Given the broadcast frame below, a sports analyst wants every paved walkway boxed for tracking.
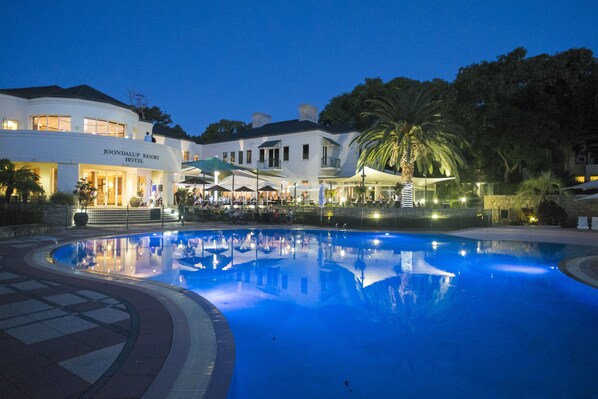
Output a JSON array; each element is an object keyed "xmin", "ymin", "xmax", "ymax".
[
  {"xmin": 1, "ymin": 224, "xmax": 596, "ymax": 398},
  {"xmin": 0, "ymin": 224, "xmax": 234, "ymax": 399}
]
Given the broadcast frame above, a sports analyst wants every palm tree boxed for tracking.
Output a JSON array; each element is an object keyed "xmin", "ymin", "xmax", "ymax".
[
  {"xmin": 0, "ymin": 159, "xmax": 44, "ymax": 204},
  {"xmin": 515, "ymin": 171, "xmax": 567, "ymax": 212},
  {"xmin": 351, "ymin": 87, "xmax": 467, "ymax": 207}
]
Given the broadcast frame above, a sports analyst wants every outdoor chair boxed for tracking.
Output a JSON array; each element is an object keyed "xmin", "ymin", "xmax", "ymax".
[{"xmin": 577, "ymin": 216, "xmax": 589, "ymax": 230}]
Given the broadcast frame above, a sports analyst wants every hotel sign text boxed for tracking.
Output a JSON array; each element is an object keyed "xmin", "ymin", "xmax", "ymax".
[{"xmin": 103, "ymin": 149, "xmax": 160, "ymax": 164}]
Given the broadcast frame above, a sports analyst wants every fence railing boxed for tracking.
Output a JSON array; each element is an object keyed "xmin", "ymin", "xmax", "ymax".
[
  {"xmin": 321, "ymin": 157, "xmax": 340, "ymax": 168},
  {"xmin": 42, "ymin": 204, "xmax": 184, "ymax": 229},
  {"xmin": 41, "ymin": 203, "xmax": 491, "ymax": 230}
]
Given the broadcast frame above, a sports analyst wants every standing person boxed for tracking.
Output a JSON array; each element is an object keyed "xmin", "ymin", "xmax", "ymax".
[{"xmin": 144, "ymin": 132, "xmax": 152, "ymax": 142}]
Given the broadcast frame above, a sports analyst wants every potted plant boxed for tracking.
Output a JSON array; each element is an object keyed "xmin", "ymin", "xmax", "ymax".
[
  {"xmin": 72, "ymin": 178, "xmax": 97, "ymax": 227},
  {"xmin": 128, "ymin": 190, "xmax": 142, "ymax": 207}
]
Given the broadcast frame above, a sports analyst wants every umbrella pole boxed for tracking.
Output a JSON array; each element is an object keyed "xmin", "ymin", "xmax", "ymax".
[
  {"xmin": 232, "ymin": 174, "xmax": 235, "ymax": 205},
  {"xmin": 203, "ymin": 172, "xmax": 206, "ymax": 204}
]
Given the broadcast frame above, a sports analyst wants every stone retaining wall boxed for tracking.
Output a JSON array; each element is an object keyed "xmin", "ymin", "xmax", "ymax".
[
  {"xmin": 484, "ymin": 194, "xmax": 598, "ymax": 225},
  {"xmin": 42, "ymin": 204, "xmax": 76, "ymax": 227},
  {"xmin": 0, "ymin": 224, "xmax": 49, "ymax": 240}
]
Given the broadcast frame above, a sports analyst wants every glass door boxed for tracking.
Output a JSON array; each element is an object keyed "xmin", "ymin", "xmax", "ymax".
[{"xmin": 84, "ymin": 169, "xmax": 125, "ymax": 206}]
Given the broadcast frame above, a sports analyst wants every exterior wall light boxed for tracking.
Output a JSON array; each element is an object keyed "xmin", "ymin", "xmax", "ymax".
[
  {"xmin": 431, "ymin": 213, "xmax": 439, "ymax": 219},
  {"xmin": 373, "ymin": 213, "xmax": 380, "ymax": 219}
]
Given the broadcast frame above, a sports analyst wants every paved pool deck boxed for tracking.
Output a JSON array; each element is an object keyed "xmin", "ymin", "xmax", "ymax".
[{"xmin": 1, "ymin": 223, "xmax": 596, "ymax": 398}]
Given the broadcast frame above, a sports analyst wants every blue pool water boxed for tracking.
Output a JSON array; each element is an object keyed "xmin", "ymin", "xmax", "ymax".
[{"xmin": 52, "ymin": 229, "xmax": 598, "ymax": 398}]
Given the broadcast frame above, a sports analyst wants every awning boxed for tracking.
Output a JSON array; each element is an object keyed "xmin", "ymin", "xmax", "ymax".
[
  {"xmin": 258, "ymin": 140, "xmax": 281, "ymax": 148},
  {"xmin": 325, "ymin": 166, "xmax": 454, "ymax": 187},
  {"xmin": 322, "ymin": 137, "xmax": 340, "ymax": 146}
]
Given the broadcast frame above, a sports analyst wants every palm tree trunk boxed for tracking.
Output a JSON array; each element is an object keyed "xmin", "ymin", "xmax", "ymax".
[
  {"xmin": 4, "ymin": 186, "xmax": 14, "ymax": 203},
  {"xmin": 400, "ymin": 161, "xmax": 414, "ymax": 208}
]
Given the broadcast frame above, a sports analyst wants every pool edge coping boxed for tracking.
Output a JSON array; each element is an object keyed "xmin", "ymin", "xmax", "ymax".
[{"xmin": 25, "ymin": 232, "xmax": 236, "ymax": 399}]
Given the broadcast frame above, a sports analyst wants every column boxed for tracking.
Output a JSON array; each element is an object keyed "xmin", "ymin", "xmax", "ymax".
[
  {"xmin": 162, "ymin": 171, "xmax": 174, "ymax": 207},
  {"xmin": 57, "ymin": 163, "xmax": 79, "ymax": 193}
]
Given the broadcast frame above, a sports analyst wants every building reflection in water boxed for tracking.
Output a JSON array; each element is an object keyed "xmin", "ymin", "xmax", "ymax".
[{"xmin": 55, "ymin": 229, "xmax": 579, "ymax": 319}]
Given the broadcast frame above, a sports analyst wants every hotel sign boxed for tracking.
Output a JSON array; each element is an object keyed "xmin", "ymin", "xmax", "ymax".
[{"xmin": 102, "ymin": 149, "xmax": 160, "ymax": 164}]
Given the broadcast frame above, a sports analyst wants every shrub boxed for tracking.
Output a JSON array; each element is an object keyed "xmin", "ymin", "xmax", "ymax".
[
  {"xmin": 0, "ymin": 208, "xmax": 43, "ymax": 226},
  {"xmin": 49, "ymin": 191, "xmax": 75, "ymax": 205},
  {"xmin": 537, "ymin": 200, "xmax": 567, "ymax": 227}
]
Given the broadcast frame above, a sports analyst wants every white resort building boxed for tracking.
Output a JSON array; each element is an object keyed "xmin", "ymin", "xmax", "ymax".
[{"xmin": 0, "ymin": 84, "xmax": 442, "ymax": 207}]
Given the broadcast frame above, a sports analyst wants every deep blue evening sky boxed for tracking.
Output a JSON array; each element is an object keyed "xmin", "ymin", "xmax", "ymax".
[{"xmin": 2, "ymin": 1, "xmax": 597, "ymax": 136}]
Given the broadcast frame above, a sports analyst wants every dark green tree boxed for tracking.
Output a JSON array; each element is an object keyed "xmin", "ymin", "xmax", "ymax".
[
  {"xmin": 127, "ymin": 90, "xmax": 189, "ymax": 138},
  {"xmin": 196, "ymin": 119, "xmax": 250, "ymax": 144},
  {"xmin": 454, "ymin": 47, "xmax": 598, "ymax": 183},
  {"xmin": 319, "ymin": 77, "xmax": 447, "ymax": 130}
]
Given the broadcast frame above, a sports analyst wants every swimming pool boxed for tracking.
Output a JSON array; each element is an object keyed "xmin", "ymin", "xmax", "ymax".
[{"xmin": 52, "ymin": 229, "xmax": 598, "ymax": 398}]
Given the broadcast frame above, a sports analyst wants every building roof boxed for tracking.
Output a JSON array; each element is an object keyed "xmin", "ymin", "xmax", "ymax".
[
  {"xmin": 203, "ymin": 119, "xmax": 356, "ymax": 144},
  {"xmin": 0, "ymin": 84, "xmax": 131, "ymax": 110}
]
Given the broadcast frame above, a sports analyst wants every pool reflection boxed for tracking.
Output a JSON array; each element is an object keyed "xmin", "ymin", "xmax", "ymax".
[
  {"xmin": 54, "ymin": 229, "xmax": 585, "ymax": 316},
  {"xmin": 56, "ymin": 230, "xmax": 466, "ymax": 309}
]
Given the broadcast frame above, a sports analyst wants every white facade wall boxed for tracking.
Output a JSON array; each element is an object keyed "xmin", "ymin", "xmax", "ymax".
[
  {"xmin": 0, "ymin": 94, "xmax": 29, "ymax": 127},
  {"xmin": 198, "ymin": 129, "xmax": 359, "ymax": 188},
  {"xmin": 0, "ymin": 92, "xmax": 181, "ymax": 206},
  {"xmin": 1, "ymin": 86, "xmax": 361, "ymax": 206}
]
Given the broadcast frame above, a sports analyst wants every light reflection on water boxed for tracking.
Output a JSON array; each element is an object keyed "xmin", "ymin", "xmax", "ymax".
[{"xmin": 53, "ymin": 229, "xmax": 598, "ymax": 398}]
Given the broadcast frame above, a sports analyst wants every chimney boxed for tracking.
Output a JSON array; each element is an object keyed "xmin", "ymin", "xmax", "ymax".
[
  {"xmin": 299, "ymin": 104, "xmax": 318, "ymax": 122},
  {"xmin": 252, "ymin": 112, "xmax": 272, "ymax": 128}
]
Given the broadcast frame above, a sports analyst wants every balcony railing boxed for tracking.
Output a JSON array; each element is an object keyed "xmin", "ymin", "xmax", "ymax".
[
  {"xmin": 257, "ymin": 159, "xmax": 281, "ymax": 170},
  {"xmin": 321, "ymin": 157, "xmax": 340, "ymax": 168}
]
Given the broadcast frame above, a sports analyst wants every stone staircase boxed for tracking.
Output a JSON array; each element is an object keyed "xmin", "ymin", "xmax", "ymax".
[{"xmin": 86, "ymin": 207, "xmax": 180, "ymax": 225}]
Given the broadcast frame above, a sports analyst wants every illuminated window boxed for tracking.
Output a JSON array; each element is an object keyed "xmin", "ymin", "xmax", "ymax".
[
  {"xmin": 194, "ymin": 154, "xmax": 199, "ymax": 161},
  {"xmin": 32, "ymin": 115, "xmax": 71, "ymax": 131},
  {"xmin": 230, "ymin": 151, "xmax": 235, "ymax": 163},
  {"xmin": 84, "ymin": 118, "xmax": 125, "ymax": 138},
  {"xmin": 1, "ymin": 119, "xmax": 18, "ymax": 130},
  {"xmin": 182, "ymin": 151, "xmax": 190, "ymax": 161},
  {"xmin": 222, "ymin": 152, "xmax": 227, "ymax": 162}
]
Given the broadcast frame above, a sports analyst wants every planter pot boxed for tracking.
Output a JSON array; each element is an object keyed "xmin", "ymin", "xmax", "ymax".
[
  {"xmin": 129, "ymin": 197, "xmax": 141, "ymax": 207},
  {"xmin": 73, "ymin": 212, "xmax": 89, "ymax": 227}
]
